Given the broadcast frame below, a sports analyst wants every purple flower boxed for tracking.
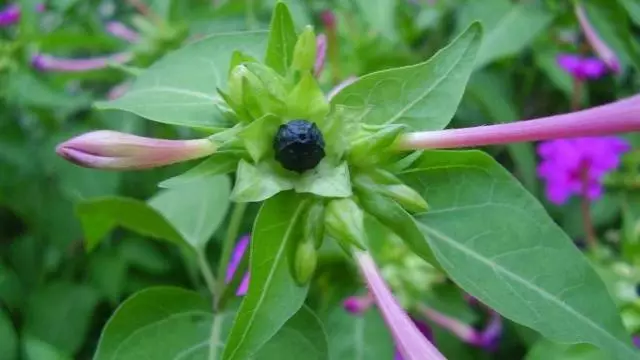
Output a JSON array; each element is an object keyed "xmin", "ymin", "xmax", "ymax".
[
  {"xmin": 342, "ymin": 293, "xmax": 374, "ymax": 314},
  {"xmin": 557, "ymin": 54, "xmax": 608, "ymax": 80},
  {"xmin": 537, "ymin": 137, "xmax": 630, "ymax": 204},
  {"xmin": 31, "ymin": 52, "xmax": 133, "ymax": 72},
  {"xmin": 0, "ymin": 4, "xmax": 20, "ymax": 27},
  {"xmin": 0, "ymin": 3, "xmax": 44, "ymax": 27},
  {"xmin": 633, "ymin": 336, "xmax": 640, "ymax": 348},
  {"xmin": 225, "ymin": 235, "xmax": 250, "ymax": 296}
]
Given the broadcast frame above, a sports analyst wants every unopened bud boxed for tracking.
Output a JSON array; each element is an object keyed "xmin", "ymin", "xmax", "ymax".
[
  {"xmin": 303, "ymin": 201, "xmax": 326, "ymax": 248},
  {"xmin": 293, "ymin": 240, "xmax": 317, "ymax": 285},
  {"xmin": 56, "ymin": 130, "xmax": 216, "ymax": 170},
  {"xmin": 380, "ymin": 184, "xmax": 429, "ymax": 213},
  {"xmin": 292, "ymin": 26, "xmax": 317, "ymax": 72},
  {"xmin": 325, "ymin": 198, "xmax": 366, "ymax": 249}
]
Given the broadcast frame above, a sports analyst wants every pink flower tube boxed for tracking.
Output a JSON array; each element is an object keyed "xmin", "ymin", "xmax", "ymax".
[
  {"xmin": 354, "ymin": 250, "xmax": 446, "ymax": 360},
  {"xmin": 56, "ymin": 130, "xmax": 217, "ymax": 170},
  {"xmin": 575, "ymin": 3, "xmax": 620, "ymax": 73},
  {"xmin": 398, "ymin": 94, "xmax": 640, "ymax": 150},
  {"xmin": 32, "ymin": 52, "xmax": 133, "ymax": 72}
]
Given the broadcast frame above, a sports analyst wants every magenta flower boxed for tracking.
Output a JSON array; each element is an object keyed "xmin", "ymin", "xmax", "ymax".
[
  {"xmin": 0, "ymin": 3, "xmax": 43, "ymax": 27},
  {"xmin": 225, "ymin": 235, "xmax": 250, "ymax": 296},
  {"xmin": 56, "ymin": 130, "xmax": 217, "ymax": 170},
  {"xmin": 537, "ymin": 137, "xmax": 630, "ymax": 204},
  {"xmin": 0, "ymin": 3, "xmax": 19, "ymax": 26},
  {"xmin": 342, "ymin": 293, "xmax": 374, "ymax": 314},
  {"xmin": 557, "ymin": 54, "xmax": 608, "ymax": 80},
  {"xmin": 31, "ymin": 52, "xmax": 133, "ymax": 72}
]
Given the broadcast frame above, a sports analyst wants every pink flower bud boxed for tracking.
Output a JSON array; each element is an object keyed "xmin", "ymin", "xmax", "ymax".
[
  {"xmin": 56, "ymin": 130, "xmax": 217, "ymax": 170},
  {"xmin": 106, "ymin": 21, "xmax": 140, "ymax": 43},
  {"xmin": 343, "ymin": 294, "xmax": 374, "ymax": 314}
]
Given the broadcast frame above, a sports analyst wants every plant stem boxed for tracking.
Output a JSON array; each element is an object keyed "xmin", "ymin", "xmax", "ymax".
[
  {"xmin": 572, "ymin": 77, "xmax": 583, "ymax": 111},
  {"xmin": 208, "ymin": 313, "xmax": 224, "ymax": 360},
  {"xmin": 215, "ymin": 202, "xmax": 248, "ymax": 307},
  {"xmin": 197, "ymin": 250, "xmax": 218, "ymax": 301}
]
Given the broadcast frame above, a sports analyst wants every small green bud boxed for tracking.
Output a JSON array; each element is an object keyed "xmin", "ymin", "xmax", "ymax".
[
  {"xmin": 325, "ymin": 198, "xmax": 366, "ymax": 249},
  {"xmin": 380, "ymin": 184, "xmax": 429, "ymax": 213},
  {"xmin": 348, "ymin": 124, "xmax": 405, "ymax": 166},
  {"xmin": 227, "ymin": 63, "xmax": 288, "ymax": 120},
  {"xmin": 303, "ymin": 200, "xmax": 326, "ymax": 249},
  {"xmin": 293, "ymin": 240, "xmax": 317, "ymax": 285},
  {"xmin": 292, "ymin": 26, "xmax": 317, "ymax": 72}
]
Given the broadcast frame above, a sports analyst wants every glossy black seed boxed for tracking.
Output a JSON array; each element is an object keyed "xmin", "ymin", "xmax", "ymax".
[{"xmin": 273, "ymin": 120, "xmax": 325, "ymax": 173}]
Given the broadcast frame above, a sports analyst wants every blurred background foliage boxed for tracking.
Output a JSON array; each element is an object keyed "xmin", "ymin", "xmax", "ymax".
[{"xmin": 1, "ymin": 0, "xmax": 640, "ymax": 359}]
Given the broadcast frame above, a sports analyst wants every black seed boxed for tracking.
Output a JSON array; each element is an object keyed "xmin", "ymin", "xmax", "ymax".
[{"xmin": 273, "ymin": 120, "xmax": 325, "ymax": 173}]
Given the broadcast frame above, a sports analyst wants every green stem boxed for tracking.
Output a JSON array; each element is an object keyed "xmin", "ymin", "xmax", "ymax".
[
  {"xmin": 208, "ymin": 313, "xmax": 224, "ymax": 360},
  {"xmin": 197, "ymin": 250, "xmax": 218, "ymax": 300},
  {"xmin": 215, "ymin": 202, "xmax": 248, "ymax": 306},
  {"xmin": 245, "ymin": 0, "xmax": 257, "ymax": 30}
]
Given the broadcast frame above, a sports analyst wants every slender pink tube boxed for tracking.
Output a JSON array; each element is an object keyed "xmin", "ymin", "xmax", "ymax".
[
  {"xmin": 398, "ymin": 94, "xmax": 640, "ymax": 150},
  {"xmin": 575, "ymin": 3, "xmax": 620, "ymax": 72},
  {"xmin": 354, "ymin": 250, "xmax": 446, "ymax": 360}
]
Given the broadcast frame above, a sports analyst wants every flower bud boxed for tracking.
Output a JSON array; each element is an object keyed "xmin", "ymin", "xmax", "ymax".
[
  {"xmin": 227, "ymin": 63, "xmax": 287, "ymax": 120},
  {"xmin": 293, "ymin": 240, "xmax": 317, "ymax": 285},
  {"xmin": 302, "ymin": 200, "xmax": 325, "ymax": 249},
  {"xmin": 380, "ymin": 184, "xmax": 429, "ymax": 213},
  {"xmin": 292, "ymin": 25, "xmax": 317, "ymax": 72},
  {"xmin": 56, "ymin": 130, "xmax": 216, "ymax": 170},
  {"xmin": 325, "ymin": 198, "xmax": 366, "ymax": 249}
]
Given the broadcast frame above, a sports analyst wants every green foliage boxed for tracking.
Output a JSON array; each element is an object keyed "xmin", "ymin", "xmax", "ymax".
[
  {"xmin": 331, "ymin": 23, "xmax": 482, "ymax": 131},
  {"xmin": 402, "ymin": 150, "xmax": 637, "ymax": 359}
]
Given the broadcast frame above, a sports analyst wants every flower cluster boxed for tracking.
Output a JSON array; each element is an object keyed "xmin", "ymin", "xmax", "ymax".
[{"xmin": 537, "ymin": 137, "xmax": 630, "ymax": 204}]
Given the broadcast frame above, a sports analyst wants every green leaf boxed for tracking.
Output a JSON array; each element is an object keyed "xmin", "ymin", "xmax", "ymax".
[
  {"xmin": 76, "ymin": 197, "xmax": 184, "ymax": 251},
  {"xmin": 149, "ymin": 175, "xmax": 232, "ymax": 249},
  {"xmin": 159, "ymin": 153, "xmax": 239, "ymax": 188},
  {"xmin": 265, "ymin": 2, "xmax": 298, "ymax": 75},
  {"xmin": 401, "ymin": 150, "xmax": 637, "ymax": 360},
  {"xmin": 230, "ymin": 160, "xmax": 294, "ymax": 202},
  {"xmin": 618, "ymin": 0, "xmax": 640, "ymax": 26},
  {"xmin": 255, "ymin": 306, "xmax": 329, "ymax": 360},
  {"xmin": 0, "ymin": 308, "xmax": 17, "ymax": 360},
  {"xmin": 354, "ymin": 0, "xmax": 397, "ymax": 41},
  {"xmin": 525, "ymin": 340, "xmax": 607, "ymax": 360},
  {"xmin": 286, "ymin": 73, "xmax": 330, "ymax": 121},
  {"xmin": 93, "ymin": 287, "xmax": 217, "ymax": 360},
  {"xmin": 324, "ymin": 306, "xmax": 394, "ymax": 359},
  {"xmin": 97, "ymin": 31, "xmax": 268, "ymax": 129},
  {"xmin": 331, "ymin": 23, "xmax": 482, "ymax": 131},
  {"xmin": 22, "ymin": 336, "xmax": 72, "ymax": 360},
  {"xmin": 295, "ymin": 160, "xmax": 352, "ymax": 198},
  {"xmin": 223, "ymin": 192, "xmax": 310, "ymax": 360},
  {"xmin": 458, "ymin": 0, "xmax": 553, "ymax": 69},
  {"xmin": 25, "ymin": 283, "xmax": 99, "ymax": 355}
]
